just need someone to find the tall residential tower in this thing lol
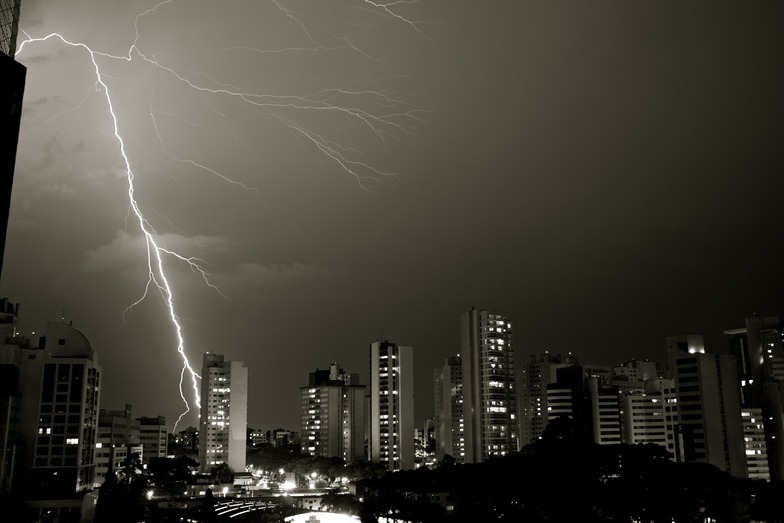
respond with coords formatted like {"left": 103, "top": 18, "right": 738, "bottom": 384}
{"left": 369, "top": 340, "right": 414, "bottom": 471}
{"left": 300, "top": 362, "right": 367, "bottom": 463}
{"left": 666, "top": 334, "right": 746, "bottom": 477}
{"left": 199, "top": 353, "right": 248, "bottom": 473}
{"left": 724, "top": 315, "right": 784, "bottom": 480}
{"left": 460, "top": 308, "right": 517, "bottom": 463}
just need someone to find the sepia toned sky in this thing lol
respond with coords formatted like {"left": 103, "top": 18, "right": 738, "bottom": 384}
{"left": 2, "top": 0, "right": 783, "bottom": 432}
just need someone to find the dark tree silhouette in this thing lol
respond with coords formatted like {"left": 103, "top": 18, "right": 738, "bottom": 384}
{"left": 148, "top": 455, "right": 199, "bottom": 497}
{"left": 209, "top": 463, "right": 234, "bottom": 485}
{"left": 351, "top": 441, "right": 769, "bottom": 522}
{"left": 198, "top": 487, "right": 217, "bottom": 523}
{"left": 319, "top": 492, "right": 363, "bottom": 516}
{"left": 94, "top": 452, "right": 148, "bottom": 523}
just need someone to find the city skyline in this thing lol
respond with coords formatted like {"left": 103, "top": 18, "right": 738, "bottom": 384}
{"left": 1, "top": 0, "right": 782, "bottom": 433}
{"left": 9, "top": 310, "right": 781, "bottom": 439}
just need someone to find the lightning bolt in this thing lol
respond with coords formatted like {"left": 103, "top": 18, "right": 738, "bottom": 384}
{"left": 16, "top": 1, "right": 428, "bottom": 433}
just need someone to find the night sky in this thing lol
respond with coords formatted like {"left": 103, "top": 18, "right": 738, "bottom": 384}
{"left": 2, "top": 0, "right": 783, "bottom": 433}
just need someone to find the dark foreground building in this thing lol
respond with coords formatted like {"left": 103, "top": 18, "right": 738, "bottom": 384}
{"left": 0, "top": 0, "right": 26, "bottom": 281}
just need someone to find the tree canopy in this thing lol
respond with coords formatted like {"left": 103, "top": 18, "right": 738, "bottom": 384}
{"left": 355, "top": 440, "right": 779, "bottom": 523}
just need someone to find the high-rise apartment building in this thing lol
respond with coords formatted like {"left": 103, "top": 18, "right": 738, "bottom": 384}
{"left": 460, "top": 308, "right": 517, "bottom": 463}
{"left": 0, "top": 0, "right": 21, "bottom": 57}
{"left": 518, "top": 352, "right": 579, "bottom": 445}
{"left": 199, "top": 353, "right": 248, "bottom": 473}
{"left": 621, "top": 378, "right": 674, "bottom": 449}
{"left": 369, "top": 340, "right": 414, "bottom": 471}
{"left": 433, "top": 355, "right": 464, "bottom": 462}
{"left": 666, "top": 334, "right": 746, "bottom": 478}
{"left": 31, "top": 322, "right": 102, "bottom": 498}
{"left": 138, "top": 415, "right": 168, "bottom": 465}
{"left": 724, "top": 315, "right": 784, "bottom": 480}
{"left": 742, "top": 408, "right": 770, "bottom": 480}
{"left": 0, "top": 320, "right": 104, "bottom": 521}
{"left": 300, "top": 362, "right": 366, "bottom": 463}
{"left": 95, "top": 404, "right": 142, "bottom": 486}
{"left": 588, "top": 377, "right": 622, "bottom": 445}
{"left": 540, "top": 363, "right": 629, "bottom": 446}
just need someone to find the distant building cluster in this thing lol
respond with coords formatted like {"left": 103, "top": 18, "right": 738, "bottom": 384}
{"left": 300, "top": 310, "right": 516, "bottom": 470}
{"left": 429, "top": 311, "right": 784, "bottom": 486}
{"left": 506, "top": 316, "right": 784, "bottom": 483}
{"left": 4, "top": 296, "right": 784, "bottom": 521}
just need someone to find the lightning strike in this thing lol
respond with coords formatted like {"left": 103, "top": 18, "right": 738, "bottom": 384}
{"left": 361, "top": 0, "right": 433, "bottom": 42}
{"left": 16, "top": 0, "right": 428, "bottom": 432}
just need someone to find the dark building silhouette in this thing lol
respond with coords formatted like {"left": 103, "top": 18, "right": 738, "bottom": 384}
{"left": 545, "top": 365, "right": 597, "bottom": 444}
{"left": 665, "top": 334, "right": 746, "bottom": 478}
{"left": 433, "top": 355, "right": 464, "bottom": 462}
{"left": 725, "top": 315, "right": 784, "bottom": 480}
{"left": 518, "top": 351, "right": 580, "bottom": 445}
{"left": 1, "top": 313, "right": 102, "bottom": 521}
{"left": 0, "top": 0, "right": 26, "bottom": 282}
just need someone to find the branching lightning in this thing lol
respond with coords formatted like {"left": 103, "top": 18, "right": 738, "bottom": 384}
{"left": 17, "top": 0, "right": 428, "bottom": 432}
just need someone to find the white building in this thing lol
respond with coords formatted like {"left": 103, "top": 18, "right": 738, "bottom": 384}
{"left": 138, "top": 416, "right": 168, "bottom": 465}
{"left": 199, "top": 353, "right": 248, "bottom": 473}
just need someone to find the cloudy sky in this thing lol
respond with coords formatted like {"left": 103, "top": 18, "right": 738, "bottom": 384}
{"left": 2, "top": 0, "right": 783, "bottom": 432}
